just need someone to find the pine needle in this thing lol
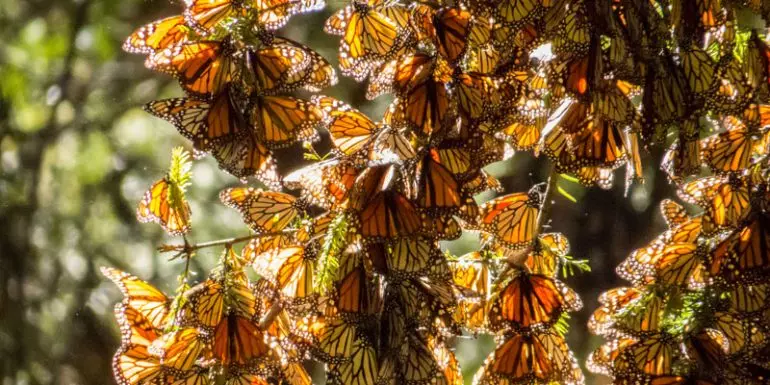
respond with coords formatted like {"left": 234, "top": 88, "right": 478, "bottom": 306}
{"left": 315, "top": 213, "right": 348, "bottom": 293}
{"left": 167, "top": 147, "right": 192, "bottom": 208}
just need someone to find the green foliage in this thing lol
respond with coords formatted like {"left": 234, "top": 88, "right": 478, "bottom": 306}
{"left": 560, "top": 255, "right": 591, "bottom": 278}
{"left": 315, "top": 213, "right": 348, "bottom": 293}
{"left": 554, "top": 312, "right": 572, "bottom": 337}
{"left": 167, "top": 146, "right": 192, "bottom": 207}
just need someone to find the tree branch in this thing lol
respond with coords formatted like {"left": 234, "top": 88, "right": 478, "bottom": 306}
{"left": 159, "top": 230, "right": 296, "bottom": 255}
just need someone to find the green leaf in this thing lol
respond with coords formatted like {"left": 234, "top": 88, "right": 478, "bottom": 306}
{"left": 554, "top": 312, "right": 571, "bottom": 336}
{"left": 557, "top": 185, "right": 578, "bottom": 203}
{"left": 560, "top": 255, "right": 591, "bottom": 277}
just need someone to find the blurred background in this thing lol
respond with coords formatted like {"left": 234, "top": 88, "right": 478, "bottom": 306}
{"left": 0, "top": 0, "right": 682, "bottom": 384}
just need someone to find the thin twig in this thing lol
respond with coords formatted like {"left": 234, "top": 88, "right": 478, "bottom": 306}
{"left": 158, "top": 230, "right": 295, "bottom": 254}
{"left": 535, "top": 167, "right": 559, "bottom": 238}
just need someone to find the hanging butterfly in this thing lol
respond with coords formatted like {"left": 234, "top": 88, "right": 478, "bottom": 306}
{"left": 146, "top": 38, "right": 237, "bottom": 98}
{"left": 474, "top": 187, "right": 542, "bottom": 249}
{"left": 487, "top": 269, "right": 582, "bottom": 330}
{"left": 324, "top": 0, "right": 410, "bottom": 80}
{"left": 123, "top": 15, "right": 191, "bottom": 55}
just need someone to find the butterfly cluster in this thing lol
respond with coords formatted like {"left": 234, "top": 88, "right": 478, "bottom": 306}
{"left": 108, "top": 0, "right": 770, "bottom": 384}
{"left": 102, "top": 247, "right": 312, "bottom": 385}
{"left": 127, "top": 0, "right": 335, "bottom": 190}
{"left": 588, "top": 109, "right": 770, "bottom": 383}
{"left": 449, "top": 228, "right": 585, "bottom": 385}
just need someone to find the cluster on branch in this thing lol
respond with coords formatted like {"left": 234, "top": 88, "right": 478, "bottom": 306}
{"left": 104, "top": 0, "right": 770, "bottom": 384}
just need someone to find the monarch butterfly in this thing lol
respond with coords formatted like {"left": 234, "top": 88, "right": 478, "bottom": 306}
{"left": 329, "top": 243, "right": 380, "bottom": 316}
{"left": 618, "top": 215, "right": 703, "bottom": 284}
{"left": 115, "top": 304, "right": 161, "bottom": 348}
{"left": 144, "top": 88, "right": 246, "bottom": 152}
{"left": 253, "top": 0, "right": 325, "bottom": 30}
{"left": 181, "top": 279, "right": 225, "bottom": 329}
{"left": 326, "top": 339, "right": 378, "bottom": 385}
{"left": 592, "top": 84, "right": 637, "bottom": 124}
{"left": 660, "top": 199, "right": 689, "bottom": 229}
{"left": 519, "top": 233, "right": 567, "bottom": 277}
{"left": 224, "top": 368, "right": 277, "bottom": 385}
{"left": 183, "top": 0, "right": 240, "bottom": 34}
{"left": 710, "top": 311, "right": 756, "bottom": 355}
{"left": 672, "top": 0, "right": 724, "bottom": 42}
{"left": 490, "top": 23, "right": 542, "bottom": 67}
{"left": 113, "top": 342, "right": 163, "bottom": 385}
{"left": 313, "top": 96, "right": 379, "bottom": 157}
{"left": 653, "top": 242, "right": 705, "bottom": 287}
{"left": 386, "top": 65, "right": 454, "bottom": 139}
{"left": 385, "top": 238, "right": 436, "bottom": 276}
{"left": 247, "top": 35, "right": 337, "bottom": 93}
{"left": 164, "top": 367, "right": 211, "bottom": 385}
{"left": 727, "top": 282, "right": 768, "bottom": 313}
{"left": 220, "top": 187, "right": 304, "bottom": 233}
{"left": 185, "top": 0, "right": 323, "bottom": 33}
{"left": 702, "top": 117, "right": 761, "bottom": 174}
{"left": 547, "top": 36, "right": 602, "bottom": 99}
{"left": 123, "top": 15, "right": 191, "bottom": 55}
{"left": 589, "top": 287, "right": 644, "bottom": 336}
{"left": 616, "top": 333, "right": 676, "bottom": 376}
{"left": 568, "top": 116, "right": 628, "bottom": 169}
{"left": 251, "top": 95, "right": 323, "bottom": 148}
{"left": 211, "top": 313, "right": 273, "bottom": 366}
{"left": 284, "top": 160, "right": 359, "bottom": 210}
{"left": 152, "top": 328, "right": 206, "bottom": 371}
{"left": 745, "top": 31, "right": 770, "bottom": 90}
{"left": 547, "top": 0, "right": 591, "bottom": 55}
{"left": 679, "top": 175, "right": 752, "bottom": 234}
{"left": 495, "top": 0, "right": 548, "bottom": 25}
{"left": 430, "top": 145, "right": 475, "bottom": 177}
{"left": 686, "top": 329, "right": 728, "bottom": 370}
{"left": 545, "top": 98, "right": 627, "bottom": 169}
{"left": 387, "top": 277, "right": 457, "bottom": 328}
{"left": 325, "top": 0, "right": 408, "bottom": 80}
{"left": 478, "top": 331, "right": 580, "bottom": 384}
{"left": 413, "top": 151, "right": 465, "bottom": 211}
{"left": 252, "top": 246, "right": 316, "bottom": 312}
{"left": 680, "top": 45, "right": 717, "bottom": 95}
{"left": 494, "top": 117, "right": 544, "bottom": 152}
{"left": 102, "top": 267, "right": 171, "bottom": 330}
{"left": 476, "top": 189, "right": 541, "bottom": 249}
{"left": 642, "top": 59, "right": 689, "bottom": 133}
{"left": 243, "top": 43, "right": 311, "bottom": 93}
{"left": 147, "top": 39, "right": 236, "bottom": 98}
{"left": 370, "top": 126, "right": 417, "bottom": 162}
{"left": 297, "top": 316, "right": 361, "bottom": 362}
{"left": 136, "top": 177, "right": 192, "bottom": 236}
{"left": 413, "top": 6, "right": 486, "bottom": 65}
{"left": 455, "top": 72, "right": 500, "bottom": 120}
{"left": 612, "top": 292, "right": 666, "bottom": 336}
{"left": 709, "top": 213, "right": 770, "bottom": 283}
{"left": 487, "top": 270, "right": 581, "bottom": 330}
{"left": 450, "top": 251, "right": 490, "bottom": 299}
{"left": 242, "top": 233, "right": 294, "bottom": 263}
{"left": 349, "top": 163, "right": 399, "bottom": 207}
{"left": 450, "top": 252, "right": 489, "bottom": 330}
{"left": 709, "top": 58, "right": 754, "bottom": 115}
{"left": 209, "top": 131, "right": 281, "bottom": 189}
{"left": 396, "top": 331, "right": 441, "bottom": 384}
{"left": 586, "top": 337, "right": 637, "bottom": 377}
{"left": 462, "top": 169, "right": 503, "bottom": 196}
{"left": 359, "top": 191, "right": 423, "bottom": 239}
